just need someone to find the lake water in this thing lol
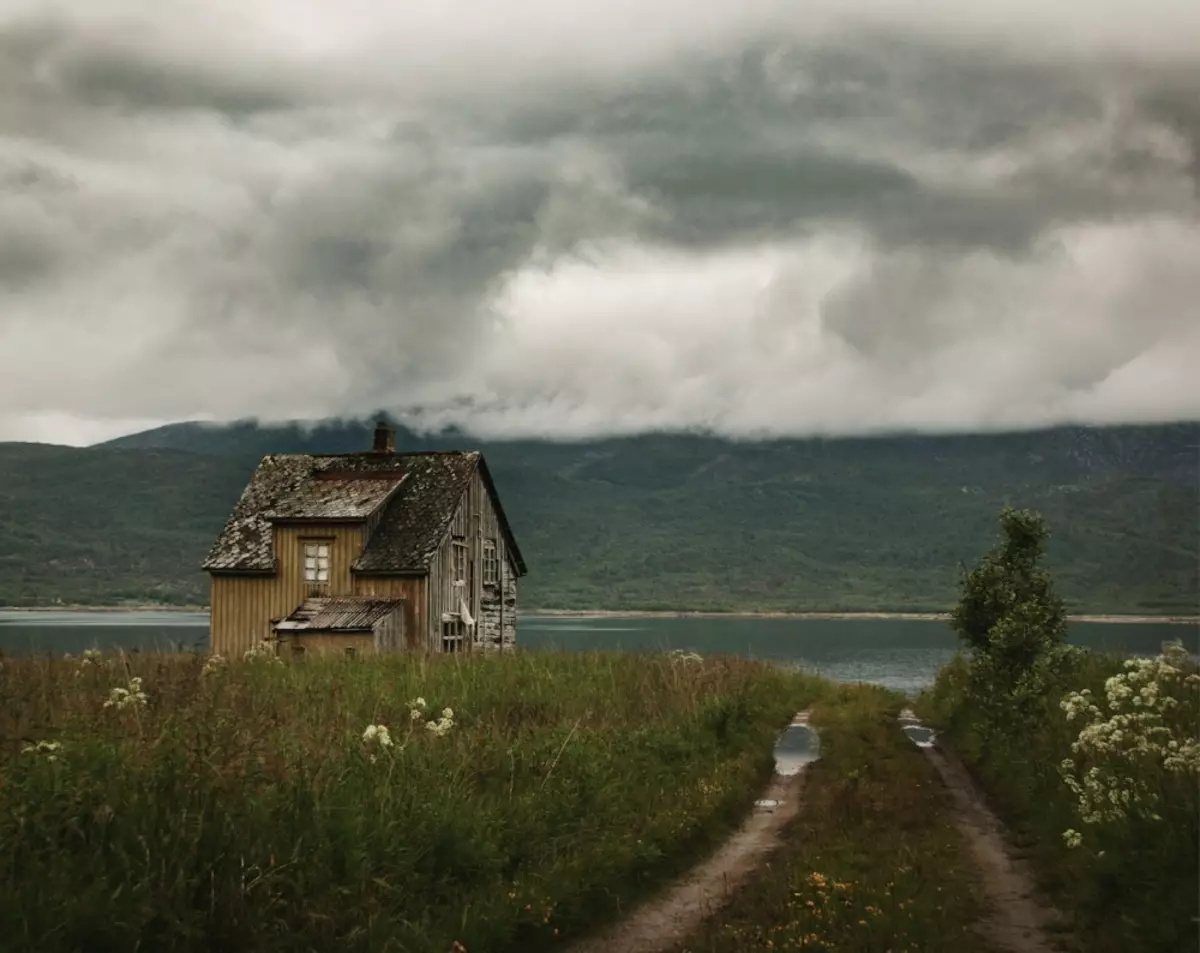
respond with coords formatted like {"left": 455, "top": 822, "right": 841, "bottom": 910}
{"left": 0, "top": 611, "right": 1194, "bottom": 696}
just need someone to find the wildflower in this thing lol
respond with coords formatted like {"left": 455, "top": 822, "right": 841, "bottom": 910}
{"left": 201, "top": 654, "right": 227, "bottom": 676}
{"left": 407, "top": 697, "right": 427, "bottom": 710}
{"left": 361, "top": 723, "right": 395, "bottom": 762}
{"left": 1059, "top": 641, "right": 1199, "bottom": 826}
{"left": 21, "top": 740, "right": 63, "bottom": 762}
{"left": 243, "top": 639, "right": 281, "bottom": 663}
{"left": 362, "top": 724, "right": 394, "bottom": 747}
{"left": 426, "top": 710, "right": 455, "bottom": 736}
{"left": 410, "top": 708, "right": 424, "bottom": 721}
{"left": 1062, "top": 829, "right": 1083, "bottom": 849}
{"left": 103, "top": 676, "right": 148, "bottom": 710}
{"left": 74, "top": 648, "right": 105, "bottom": 676}
{"left": 360, "top": 724, "right": 393, "bottom": 744}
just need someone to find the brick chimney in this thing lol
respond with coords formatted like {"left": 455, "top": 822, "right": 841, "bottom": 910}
{"left": 371, "top": 420, "right": 395, "bottom": 454}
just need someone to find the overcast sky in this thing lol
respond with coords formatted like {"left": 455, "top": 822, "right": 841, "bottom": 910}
{"left": 2, "top": 1, "right": 1199, "bottom": 445}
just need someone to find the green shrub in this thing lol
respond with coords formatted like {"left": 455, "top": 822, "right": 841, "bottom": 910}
{"left": 923, "top": 505, "right": 1200, "bottom": 952}
{"left": 921, "top": 645, "right": 1199, "bottom": 953}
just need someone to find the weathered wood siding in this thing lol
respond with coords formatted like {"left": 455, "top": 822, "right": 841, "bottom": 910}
{"left": 373, "top": 606, "right": 406, "bottom": 652}
{"left": 209, "top": 522, "right": 363, "bottom": 656}
{"left": 284, "top": 633, "right": 374, "bottom": 656}
{"left": 350, "top": 576, "right": 425, "bottom": 650}
{"left": 427, "top": 470, "right": 518, "bottom": 652}
{"left": 500, "top": 553, "right": 517, "bottom": 649}
{"left": 273, "top": 605, "right": 404, "bottom": 657}
{"left": 208, "top": 464, "right": 518, "bottom": 657}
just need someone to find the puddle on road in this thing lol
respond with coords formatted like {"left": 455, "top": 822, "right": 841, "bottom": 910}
{"left": 773, "top": 713, "right": 821, "bottom": 777}
{"left": 898, "top": 708, "right": 937, "bottom": 748}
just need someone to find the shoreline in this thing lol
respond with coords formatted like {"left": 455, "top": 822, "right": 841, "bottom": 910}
{"left": 528, "top": 608, "right": 1200, "bottom": 625}
{"left": 2, "top": 606, "right": 1196, "bottom": 625}
{"left": 0, "top": 605, "right": 208, "bottom": 614}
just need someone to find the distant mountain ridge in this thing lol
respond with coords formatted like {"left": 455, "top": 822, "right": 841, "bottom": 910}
{"left": 102, "top": 417, "right": 1200, "bottom": 486}
{"left": 0, "top": 419, "right": 1195, "bottom": 613}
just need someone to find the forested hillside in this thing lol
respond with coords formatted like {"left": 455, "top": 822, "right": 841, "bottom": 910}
{"left": 0, "top": 421, "right": 1195, "bottom": 613}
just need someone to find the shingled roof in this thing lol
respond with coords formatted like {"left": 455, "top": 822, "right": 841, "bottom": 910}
{"left": 203, "top": 450, "right": 525, "bottom": 575}
{"left": 274, "top": 596, "right": 405, "bottom": 632}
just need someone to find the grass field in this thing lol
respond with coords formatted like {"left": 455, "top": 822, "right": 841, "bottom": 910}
{"left": 0, "top": 649, "right": 823, "bottom": 953}
{"left": 7, "top": 642, "right": 1193, "bottom": 952}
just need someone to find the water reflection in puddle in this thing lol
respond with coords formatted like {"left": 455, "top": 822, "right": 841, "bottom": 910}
{"left": 774, "top": 713, "right": 821, "bottom": 776}
{"left": 898, "top": 708, "right": 937, "bottom": 748}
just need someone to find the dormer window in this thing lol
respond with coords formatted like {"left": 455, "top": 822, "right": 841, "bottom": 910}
{"left": 304, "top": 542, "right": 330, "bottom": 583}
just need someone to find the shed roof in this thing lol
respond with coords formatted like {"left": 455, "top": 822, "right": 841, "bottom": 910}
{"left": 273, "top": 596, "right": 405, "bottom": 632}
{"left": 203, "top": 450, "right": 526, "bottom": 575}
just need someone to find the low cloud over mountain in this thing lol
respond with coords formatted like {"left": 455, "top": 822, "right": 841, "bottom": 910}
{"left": 2, "top": 1, "right": 1198, "bottom": 443}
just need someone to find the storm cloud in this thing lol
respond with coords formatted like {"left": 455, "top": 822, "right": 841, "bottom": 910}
{"left": 1, "top": 1, "right": 1198, "bottom": 444}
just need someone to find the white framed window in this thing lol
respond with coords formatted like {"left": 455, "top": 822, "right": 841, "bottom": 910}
{"left": 482, "top": 539, "right": 499, "bottom": 585}
{"left": 452, "top": 541, "right": 468, "bottom": 584}
{"left": 303, "top": 542, "right": 330, "bottom": 583}
{"left": 442, "top": 619, "right": 465, "bottom": 653}
{"left": 448, "top": 540, "right": 468, "bottom": 607}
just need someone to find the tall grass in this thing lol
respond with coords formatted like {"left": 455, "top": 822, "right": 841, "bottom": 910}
{"left": 673, "top": 684, "right": 994, "bottom": 953}
{"left": 0, "top": 649, "right": 822, "bottom": 952}
{"left": 919, "top": 649, "right": 1200, "bottom": 953}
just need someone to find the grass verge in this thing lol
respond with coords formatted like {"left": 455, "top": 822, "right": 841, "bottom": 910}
{"left": 0, "top": 649, "right": 822, "bottom": 953}
{"left": 670, "top": 683, "right": 995, "bottom": 953}
{"left": 919, "top": 651, "right": 1199, "bottom": 953}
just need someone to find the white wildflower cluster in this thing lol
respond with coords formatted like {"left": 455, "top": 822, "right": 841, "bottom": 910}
{"left": 201, "top": 654, "right": 227, "bottom": 676}
{"left": 405, "top": 697, "right": 456, "bottom": 735}
{"left": 669, "top": 649, "right": 704, "bottom": 664}
{"left": 1059, "top": 641, "right": 1200, "bottom": 837}
{"left": 362, "top": 723, "right": 394, "bottom": 762}
{"left": 22, "top": 740, "right": 63, "bottom": 762}
{"left": 103, "top": 676, "right": 148, "bottom": 711}
{"left": 72, "top": 648, "right": 106, "bottom": 677}
{"left": 243, "top": 639, "right": 282, "bottom": 663}
{"left": 427, "top": 708, "right": 455, "bottom": 737}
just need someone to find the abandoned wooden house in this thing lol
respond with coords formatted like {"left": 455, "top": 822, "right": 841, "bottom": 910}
{"left": 202, "top": 422, "right": 526, "bottom": 657}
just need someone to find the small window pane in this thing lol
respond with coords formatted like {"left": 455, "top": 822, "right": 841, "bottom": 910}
{"left": 316, "top": 569, "right": 329, "bottom": 582}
